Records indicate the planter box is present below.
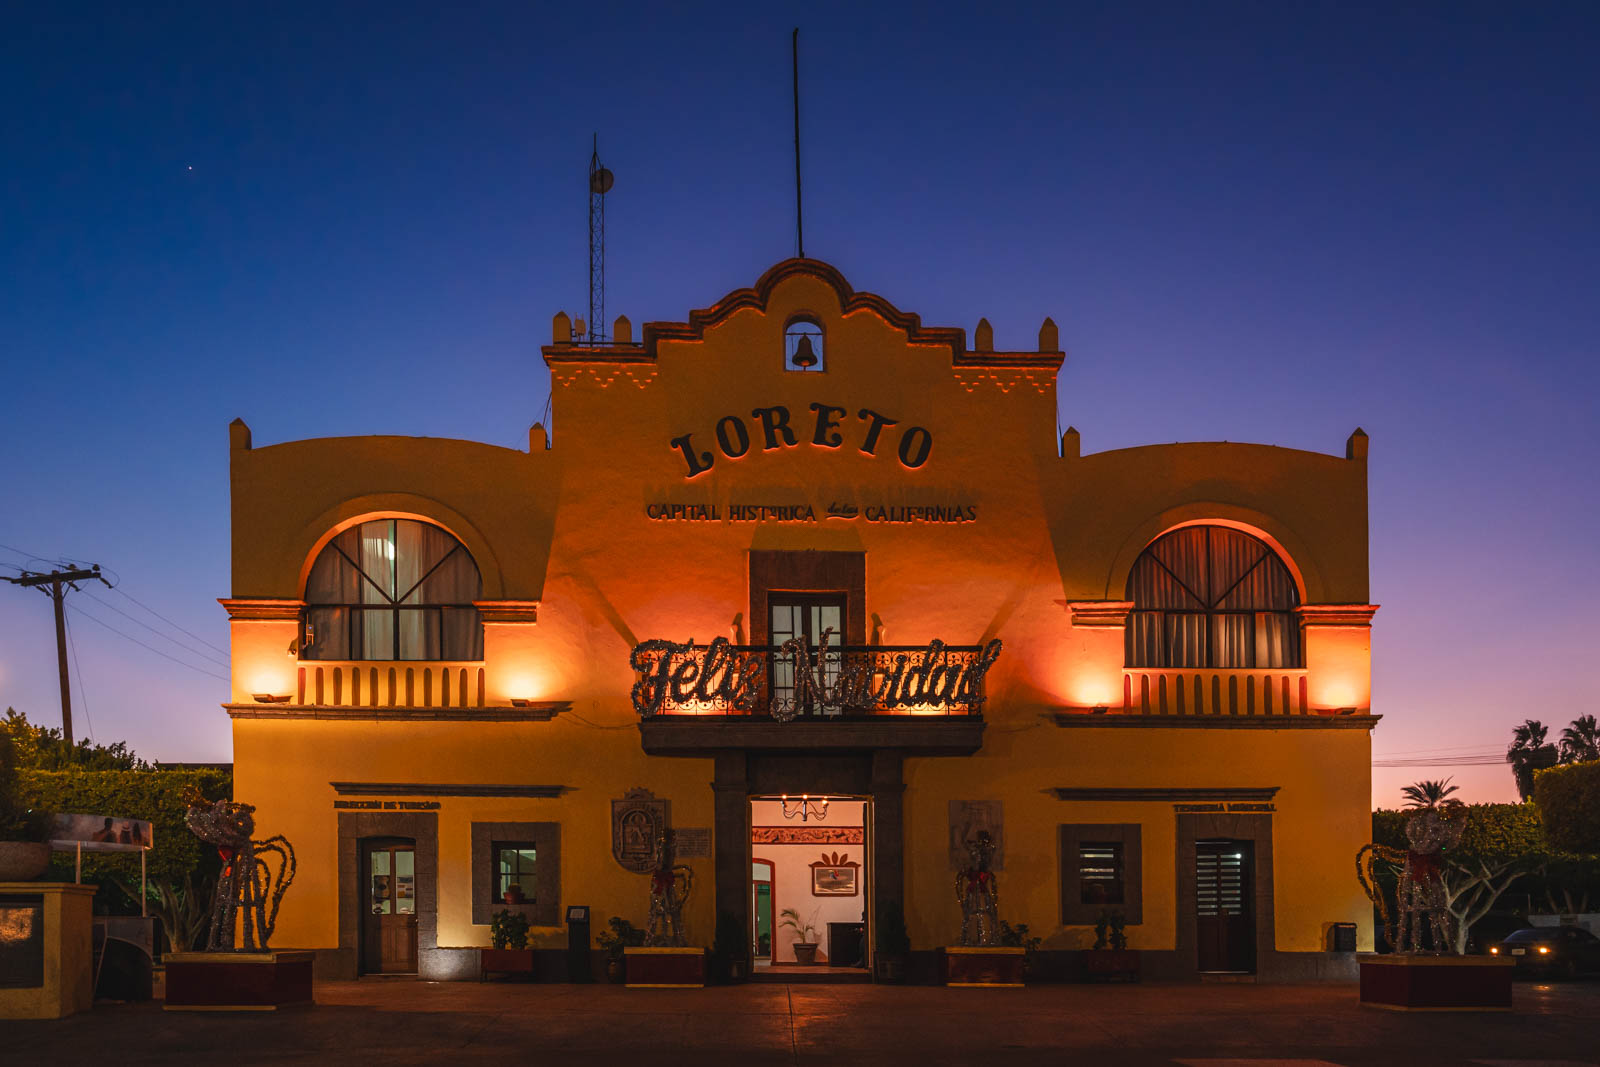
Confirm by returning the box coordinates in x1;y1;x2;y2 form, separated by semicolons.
0;883;94;1020
944;946;1025;987
1357;953;1514;1012
480;948;536;981
1082;948;1141;982
624;947;705;988
163;951;314;1012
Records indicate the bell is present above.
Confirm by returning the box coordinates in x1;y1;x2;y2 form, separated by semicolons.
791;334;819;369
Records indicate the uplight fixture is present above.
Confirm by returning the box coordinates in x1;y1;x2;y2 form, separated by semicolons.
251;693;292;704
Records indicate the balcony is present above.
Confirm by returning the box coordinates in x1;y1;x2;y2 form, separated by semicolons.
633;638;997;755
225;662;568;722
1123;667;1310;717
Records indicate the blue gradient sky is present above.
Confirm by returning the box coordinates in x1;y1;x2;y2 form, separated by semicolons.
3;3;1595;805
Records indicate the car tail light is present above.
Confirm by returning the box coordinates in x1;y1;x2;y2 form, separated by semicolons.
1538;945;1550;955
1490;946;1499;954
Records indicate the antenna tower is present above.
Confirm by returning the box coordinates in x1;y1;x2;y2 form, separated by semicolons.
588;134;614;345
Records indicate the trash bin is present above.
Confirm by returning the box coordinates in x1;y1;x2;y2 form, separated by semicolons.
1327;922;1357;952
566;905;591;982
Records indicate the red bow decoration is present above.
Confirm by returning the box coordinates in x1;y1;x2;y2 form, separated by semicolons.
218;845;235;878
1407;850;1442;883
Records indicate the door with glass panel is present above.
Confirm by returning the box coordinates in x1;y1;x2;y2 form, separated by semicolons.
1195;839;1255;973
751;859;775;959
362;839;418;974
768;594;846;716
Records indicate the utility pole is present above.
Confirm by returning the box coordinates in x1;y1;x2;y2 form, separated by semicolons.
2;564;109;747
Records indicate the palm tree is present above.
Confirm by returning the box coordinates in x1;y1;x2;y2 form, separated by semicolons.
1401;777;1459;809
1558;714;1600;764
1507;719;1558;801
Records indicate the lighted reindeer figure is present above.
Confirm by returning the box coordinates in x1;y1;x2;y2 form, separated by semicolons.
645;828;693;947
184;792;297;951
1356;802;1466;953
955;830;1001;947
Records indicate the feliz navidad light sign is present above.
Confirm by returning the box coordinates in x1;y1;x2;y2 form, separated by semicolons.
629;633;1002;718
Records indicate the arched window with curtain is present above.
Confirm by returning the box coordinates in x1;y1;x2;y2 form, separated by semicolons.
301;518;483;661
1124;525;1301;669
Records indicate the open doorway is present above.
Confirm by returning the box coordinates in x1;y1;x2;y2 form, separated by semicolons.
750;795;870;979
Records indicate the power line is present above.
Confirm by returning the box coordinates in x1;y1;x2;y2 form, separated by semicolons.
65;603;230;683
79;589;230;668
110;585;230;657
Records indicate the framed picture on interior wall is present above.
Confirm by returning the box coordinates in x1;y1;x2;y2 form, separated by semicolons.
810;852;860;896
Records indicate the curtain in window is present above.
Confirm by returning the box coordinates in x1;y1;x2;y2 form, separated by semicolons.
301;518;483;661
1124;526;1301;669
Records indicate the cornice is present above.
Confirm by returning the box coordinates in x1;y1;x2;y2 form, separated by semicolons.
472;600;540;624
331;781;568;798
219;598;302;621
1295;604;1381;627
223;702;570;722
1052;712;1381;731
1066;600;1135;627
1050;787;1279;802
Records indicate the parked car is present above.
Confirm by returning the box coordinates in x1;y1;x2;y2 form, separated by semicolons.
1489;926;1600;977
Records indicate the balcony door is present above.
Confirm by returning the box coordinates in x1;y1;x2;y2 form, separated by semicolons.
769;594;846;716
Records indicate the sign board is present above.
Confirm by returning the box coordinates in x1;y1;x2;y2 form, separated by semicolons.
49;813;153;853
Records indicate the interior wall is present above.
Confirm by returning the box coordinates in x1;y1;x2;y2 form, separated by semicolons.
751;799;866;964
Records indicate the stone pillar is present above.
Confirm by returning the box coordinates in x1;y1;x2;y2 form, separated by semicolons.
871;751;906;921
711;751;750;965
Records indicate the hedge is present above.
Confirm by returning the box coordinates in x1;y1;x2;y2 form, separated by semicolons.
1534;761;1600;856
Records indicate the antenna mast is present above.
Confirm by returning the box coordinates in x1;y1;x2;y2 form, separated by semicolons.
588;134;614;345
792;28;804;259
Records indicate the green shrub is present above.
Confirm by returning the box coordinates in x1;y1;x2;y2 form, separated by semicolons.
1535;761;1600;855
490;909;530;950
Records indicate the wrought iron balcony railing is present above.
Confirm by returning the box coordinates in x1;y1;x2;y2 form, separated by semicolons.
628;637;1002;720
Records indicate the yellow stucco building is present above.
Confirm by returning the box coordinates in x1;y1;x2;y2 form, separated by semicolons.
225;259;1378;982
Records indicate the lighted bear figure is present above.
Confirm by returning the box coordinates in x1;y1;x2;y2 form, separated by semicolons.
1356;802;1467;954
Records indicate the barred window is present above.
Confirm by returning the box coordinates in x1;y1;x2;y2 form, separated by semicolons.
1125;526;1301;669
302;518;483;661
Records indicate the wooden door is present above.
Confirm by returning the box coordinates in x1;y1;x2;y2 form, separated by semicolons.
362;839;418;974
1195;840;1255;973
751;858;775;959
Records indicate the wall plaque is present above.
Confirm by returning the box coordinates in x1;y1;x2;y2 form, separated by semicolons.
949;799;1004;870
612;788;669;873
673;827;712;858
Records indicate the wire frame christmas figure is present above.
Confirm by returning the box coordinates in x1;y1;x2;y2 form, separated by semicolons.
184;791;297;951
955;830;1001;947
1356;803;1467;953
645;828;693;947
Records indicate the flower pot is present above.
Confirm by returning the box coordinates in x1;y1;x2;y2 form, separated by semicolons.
503;886;525;905
480;948;536;981
792;942;819;965
606;957;623;983
0;841;51;882
1081;948;1141;982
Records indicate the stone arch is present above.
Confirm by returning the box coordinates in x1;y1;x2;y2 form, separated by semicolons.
1103;503;1320;605
295;493;506;600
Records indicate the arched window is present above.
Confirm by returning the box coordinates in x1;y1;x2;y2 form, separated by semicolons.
784;316;824;372
1125;525;1301;669
302;518;483;661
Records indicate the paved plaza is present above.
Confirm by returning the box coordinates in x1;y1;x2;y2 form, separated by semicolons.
6;979;1599;1066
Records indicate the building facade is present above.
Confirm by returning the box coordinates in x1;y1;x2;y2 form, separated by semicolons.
225;259;1378;981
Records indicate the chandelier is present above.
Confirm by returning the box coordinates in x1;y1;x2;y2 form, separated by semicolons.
780;794;829;822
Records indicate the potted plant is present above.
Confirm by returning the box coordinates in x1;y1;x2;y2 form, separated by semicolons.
999;920;1044;980
0;731;52;881
1082;909;1140;982
480;909;535;981
710;909;748;983
874;899;910;982
779;907;821;965
503;883;526;906
596;916;646;983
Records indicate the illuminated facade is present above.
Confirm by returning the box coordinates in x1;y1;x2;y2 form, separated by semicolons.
225;259;1378;981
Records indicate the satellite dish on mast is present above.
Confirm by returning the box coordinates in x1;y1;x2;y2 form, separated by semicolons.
589;166;614;195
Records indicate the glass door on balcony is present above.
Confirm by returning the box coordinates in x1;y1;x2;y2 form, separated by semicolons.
769;594;846;716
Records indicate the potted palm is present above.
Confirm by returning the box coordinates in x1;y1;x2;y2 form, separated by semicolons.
480;910;535;981
779;907;821;965
596;916;646;983
0;731;52;881
1082;909;1140;981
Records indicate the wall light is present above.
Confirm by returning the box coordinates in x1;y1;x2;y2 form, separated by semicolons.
510;698;534;708
251;693;292;704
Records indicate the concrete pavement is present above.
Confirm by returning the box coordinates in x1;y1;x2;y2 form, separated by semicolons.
4;978;1598;1065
